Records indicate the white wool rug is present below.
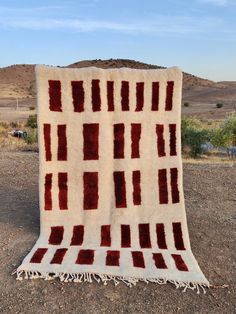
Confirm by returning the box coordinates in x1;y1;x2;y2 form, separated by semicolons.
16;65;209;292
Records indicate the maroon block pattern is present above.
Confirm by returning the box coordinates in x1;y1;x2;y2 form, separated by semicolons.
92;79;101;111
71;81;84;112
151;82;159;111
57;125;67;161
106;250;120;266
132;170;141;205
171;254;189;271
58;172;68;210
158;169;168;204
136;82;144;111
156;223;167;249
153;253;167;269
83;123;99;160
43;124;52;161
107;81;114;111
30;248;48;263
169;124;177;156
113;171;127;208
132;251;145;268
172;222;185;250
83;172;99;210
44;173;52;211
50;248;67;264
165;81;174;111
121;81;129;111
138;224;151;248
100;225;111;247
121;224;131;248
170;168;180;203
156;124;166;157
48;226;64;245
114;123;125;159
76;250;94;265
131;123;141;158
48;80;62;112
70;225;84;246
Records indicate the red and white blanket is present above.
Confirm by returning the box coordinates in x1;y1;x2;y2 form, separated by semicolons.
17;65;209;292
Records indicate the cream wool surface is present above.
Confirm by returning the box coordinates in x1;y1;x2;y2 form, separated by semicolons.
16;65;209;292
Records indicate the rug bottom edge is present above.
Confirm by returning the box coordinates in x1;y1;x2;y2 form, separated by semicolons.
13;269;209;294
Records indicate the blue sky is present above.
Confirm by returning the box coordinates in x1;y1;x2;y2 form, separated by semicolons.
0;0;235;81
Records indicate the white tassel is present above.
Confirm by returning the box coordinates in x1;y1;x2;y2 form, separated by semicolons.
13;270;209;293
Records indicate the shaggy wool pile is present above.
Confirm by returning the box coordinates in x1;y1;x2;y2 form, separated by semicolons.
16;65;209;292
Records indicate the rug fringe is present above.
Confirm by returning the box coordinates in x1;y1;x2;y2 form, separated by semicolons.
13;270;208;294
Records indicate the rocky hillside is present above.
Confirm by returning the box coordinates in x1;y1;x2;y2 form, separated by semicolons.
0;59;234;104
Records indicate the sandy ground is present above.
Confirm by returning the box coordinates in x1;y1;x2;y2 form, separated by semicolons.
0;152;235;314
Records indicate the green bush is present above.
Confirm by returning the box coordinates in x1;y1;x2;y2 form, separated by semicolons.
26;114;37;129
216;103;223;109
25;129;38;144
181;117;210;157
183;102;189;107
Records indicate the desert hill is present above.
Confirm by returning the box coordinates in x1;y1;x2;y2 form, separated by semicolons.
0;59;235;106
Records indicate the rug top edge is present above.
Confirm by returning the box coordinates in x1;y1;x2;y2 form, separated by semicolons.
35;64;182;75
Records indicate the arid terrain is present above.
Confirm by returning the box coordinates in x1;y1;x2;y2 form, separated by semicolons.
0;60;235;313
0;152;235;313
0;59;236;122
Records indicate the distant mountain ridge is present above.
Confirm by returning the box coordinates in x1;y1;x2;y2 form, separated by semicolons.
0;59;235;104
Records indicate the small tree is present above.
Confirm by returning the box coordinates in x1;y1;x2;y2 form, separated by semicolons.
26;114;37;129
216;103;223;109
181;117;210;158
183;102;189;107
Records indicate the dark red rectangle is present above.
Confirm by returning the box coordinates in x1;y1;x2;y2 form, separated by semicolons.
83;172;99;210
50;248;67;264
121;81;129;111
113;171;127;208
43;124;51;161
30;248;48;263
132;251;145;268
171;254;188;271
114;123;125;159
152;82;159;111
107;81;114;111
170;168;180;203
76;250;94;265
71;81;84;112
156;223;167;249
100;225;111;247
121;225;131;248
158;169;168;204
57;124;67;161
169;124;177;156
48;226;64;245
132;170;141;205
172;222;185;250
156;124;166;157
83;123;99;160
131;123;141;158
44;173;52;210
48;80;62;112
58;172;68;210
106;250;120;266
165;81;174;111
138;223;151;248
136;82;144;111
70;225;84;246
92;79;101;111
153;253;167;269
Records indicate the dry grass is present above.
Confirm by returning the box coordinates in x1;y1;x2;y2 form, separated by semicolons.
0;122;38;152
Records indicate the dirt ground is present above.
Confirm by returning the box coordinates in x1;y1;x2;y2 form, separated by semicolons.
0;152;235;314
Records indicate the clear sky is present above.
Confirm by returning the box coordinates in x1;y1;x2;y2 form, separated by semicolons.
0;0;235;81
